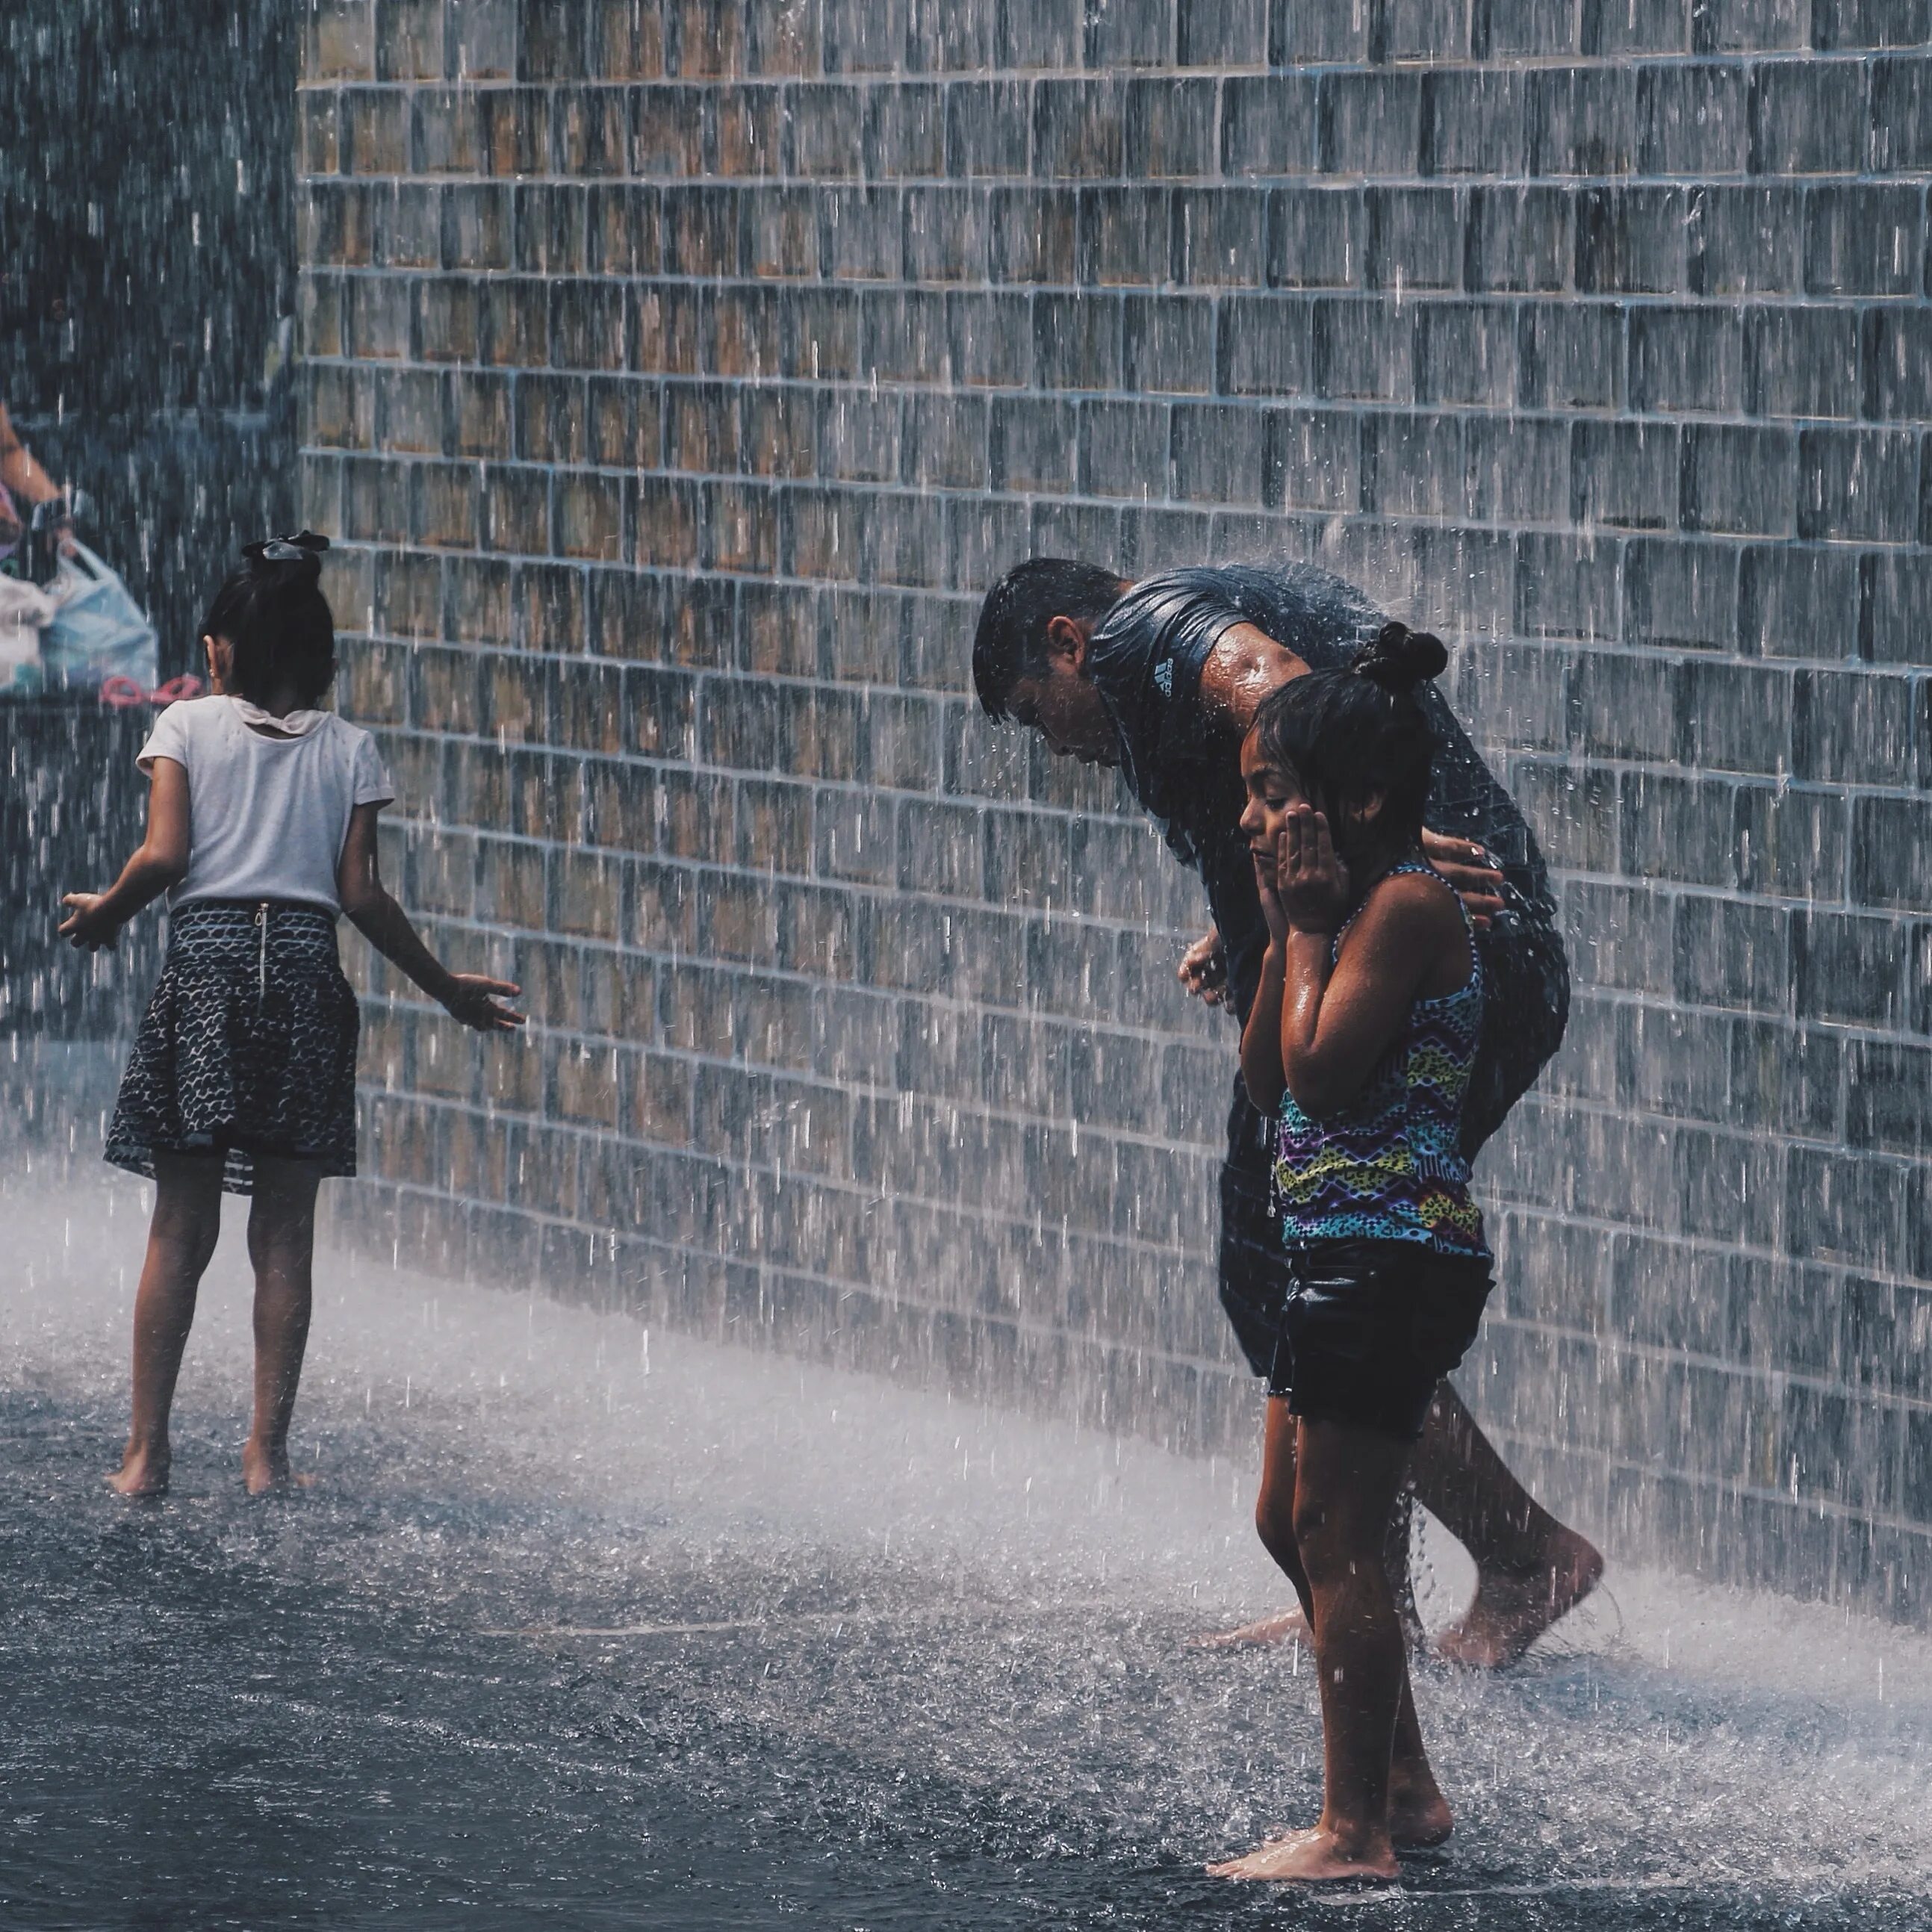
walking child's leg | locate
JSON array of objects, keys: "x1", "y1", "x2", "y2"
[
  {"x1": 112, "y1": 1152, "x2": 225, "y2": 1497},
  {"x1": 1414, "y1": 1381, "x2": 1603, "y2": 1668},
  {"x1": 1251, "y1": 1395, "x2": 1313, "y2": 1620},
  {"x1": 242, "y1": 1156, "x2": 323, "y2": 1496},
  {"x1": 1212, "y1": 1417, "x2": 1418, "y2": 1883}
]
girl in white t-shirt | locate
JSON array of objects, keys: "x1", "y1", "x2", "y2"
[{"x1": 60, "y1": 532, "x2": 523, "y2": 1499}]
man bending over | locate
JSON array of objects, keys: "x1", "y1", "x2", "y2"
[{"x1": 973, "y1": 556, "x2": 1601, "y2": 1667}]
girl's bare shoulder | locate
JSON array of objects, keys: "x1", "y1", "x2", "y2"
[{"x1": 1340, "y1": 865, "x2": 1467, "y2": 954}]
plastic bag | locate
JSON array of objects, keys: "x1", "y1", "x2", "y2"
[
  {"x1": 0, "y1": 571, "x2": 58, "y2": 694},
  {"x1": 40, "y1": 539, "x2": 159, "y2": 694}
]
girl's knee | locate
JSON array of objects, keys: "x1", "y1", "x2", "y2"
[
  {"x1": 1292, "y1": 1491, "x2": 1358, "y2": 1581},
  {"x1": 1255, "y1": 1486, "x2": 1299, "y2": 1568},
  {"x1": 152, "y1": 1201, "x2": 221, "y2": 1270}
]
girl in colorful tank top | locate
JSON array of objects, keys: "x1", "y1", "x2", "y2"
[
  {"x1": 1270, "y1": 857, "x2": 1485, "y2": 1255},
  {"x1": 1208, "y1": 624, "x2": 1495, "y2": 1888}
]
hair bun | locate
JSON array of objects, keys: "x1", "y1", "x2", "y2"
[
  {"x1": 241, "y1": 530, "x2": 329, "y2": 588},
  {"x1": 1353, "y1": 620, "x2": 1447, "y2": 695}
]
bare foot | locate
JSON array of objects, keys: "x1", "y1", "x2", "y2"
[
  {"x1": 241, "y1": 1442, "x2": 309, "y2": 1497},
  {"x1": 1434, "y1": 1529, "x2": 1605, "y2": 1670},
  {"x1": 1208, "y1": 1826, "x2": 1399, "y2": 1883},
  {"x1": 106, "y1": 1448, "x2": 170, "y2": 1500},
  {"x1": 1389, "y1": 1773, "x2": 1453, "y2": 1849},
  {"x1": 1187, "y1": 1608, "x2": 1310, "y2": 1651}
]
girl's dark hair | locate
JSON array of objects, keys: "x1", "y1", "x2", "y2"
[
  {"x1": 200, "y1": 531, "x2": 336, "y2": 706},
  {"x1": 1249, "y1": 621, "x2": 1447, "y2": 854}
]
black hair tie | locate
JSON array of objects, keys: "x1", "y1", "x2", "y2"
[
  {"x1": 1354, "y1": 619, "x2": 1447, "y2": 694},
  {"x1": 243, "y1": 530, "x2": 330, "y2": 568}
]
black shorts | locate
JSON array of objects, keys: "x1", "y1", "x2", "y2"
[
  {"x1": 1267, "y1": 1239, "x2": 1495, "y2": 1441},
  {"x1": 1217, "y1": 898, "x2": 1565, "y2": 1379}
]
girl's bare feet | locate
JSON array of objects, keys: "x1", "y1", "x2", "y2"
[
  {"x1": 107, "y1": 1447, "x2": 170, "y2": 1499},
  {"x1": 1187, "y1": 1606, "x2": 1310, "y2": 1650},
  {"x1": 1435, "y1": 1529, "x2": 1604, "y2": 1669},
  {"x1": 242, "y1": 1440, "x2": 297, "y2": 1496},
  {"x1": 1208, "y1": 1826, "x2": 1400, "y2": 1883}
]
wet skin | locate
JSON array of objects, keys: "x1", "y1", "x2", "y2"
[{"x1": 1000, "y1": 597, "x2": 1602, "y2": 1674}]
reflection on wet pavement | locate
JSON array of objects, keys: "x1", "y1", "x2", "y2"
[{"x1": 5, "y1": 1164, "x2": 1931, "y2": 1931}]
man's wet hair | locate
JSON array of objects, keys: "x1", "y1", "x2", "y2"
[
  {"x1": 200, "y1": 531, "x2": 336, "y2": 707},
  {"x1": 972, "y1": 557, "x2": 1125, "y2": 720},
  {"x1": 1249, "y1": 621, "x2": 1448, "y2": 852}
]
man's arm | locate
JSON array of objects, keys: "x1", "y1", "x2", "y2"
[{"x1": 1193, "y1": 622, "x2": 1309, "y2": 736}]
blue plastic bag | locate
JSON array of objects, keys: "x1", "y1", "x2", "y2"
[{"x1": 40, "y1": 540, "x2": 159, "y2": 695}]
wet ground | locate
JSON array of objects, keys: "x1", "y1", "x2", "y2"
[{"x1": 5, "y1": 1155, "x2": 1932, "y2": 1931}]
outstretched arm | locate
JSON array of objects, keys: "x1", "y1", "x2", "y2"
[
  {"x1": 59, "y1": 757, "x2": 191, "y2": 949},
  {"x1": 337, "y1": 804, "x2": 524, "y2": 1031}
]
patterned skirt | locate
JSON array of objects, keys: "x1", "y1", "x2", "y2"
[{"x1": 106, "y1": 899, "x2": 360, "y2": 1196}]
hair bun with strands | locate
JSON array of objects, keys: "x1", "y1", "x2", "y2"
[
  {"x1": 240, "y1": 530, "x2": 330, "y2": 588},
  {"x1": 1352, "y1": 619, "x2": 1447, "y2": 695}
]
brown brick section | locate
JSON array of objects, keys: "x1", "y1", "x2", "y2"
[{"x1": 305, "y1": 0, "x2": 1932, "y2": 1621}]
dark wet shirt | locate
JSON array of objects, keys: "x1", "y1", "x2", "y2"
[{"x1": 1084, "y1": 562, "x2": 1556, "y2": 1024}]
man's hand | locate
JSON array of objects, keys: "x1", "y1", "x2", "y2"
[
  {"x1": 58, "y1": 892, "x2": 119, "y2": 951},
  {"x1": 1276, "y1": 807, "x2": 1351, "y2": 934},
  {"x1": 1420, "y1": 828, "x2": 1504, "y2": 929},
  {"x1": 441, "y1": 972, "x2": 527, "y2": 1032},
  {"x1": 1178, "y1": 928, "x2": 1229, "y2": 1007}
]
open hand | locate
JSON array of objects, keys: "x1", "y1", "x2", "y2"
[
  {"x1": 1420, "y1": 828, "x2": 1503, "y2": 930},
  {"x1": 58, "y1": 892, "x2": 119, "y2": 951},
  {"x1": 441, "y1": 973, "x2": 526, "y2": 1032},
  {"x1": 1276, "y1": 807, "x2": 1350, "y2": 934},
  {"x1": 1178, "y1": 927, "x2": 1229, "y2": 1007}
]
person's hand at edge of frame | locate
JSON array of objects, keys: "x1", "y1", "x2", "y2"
[
  {"x1": 1420, "y1": 829, "x2": 1504, "y2": 931},
  {"x1": 441, "y1": 972, "x2": 527, "y2": 1032},
  {"x1": 58, "y1": 892, "x2": 120, "y2": 951}
]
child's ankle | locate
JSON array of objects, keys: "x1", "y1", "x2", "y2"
[{"x1": 1317, "y1": 1810, "x2": 1395, "y2": 1858}]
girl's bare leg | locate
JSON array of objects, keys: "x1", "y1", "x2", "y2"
[
  {"x1": 1199, "y1": 1385, "x2": 1600, "y2": 1669},
  {"x1": 111, "y1": 1152, "x2": 225, "y2": 1497},
  {"x1": 242, "y1": 1157, "x2": 323, "y2": 1496},
  {"x1": 1212, "y1": 1416, "x2": 1421, "y2": 1883},
  {"x1": 1251, "y1": 1395, "x2": 1313, "y2": 1617},
  {"x1": 1214, "y1": 1402, "x2": 1448, "y2": 1854}
]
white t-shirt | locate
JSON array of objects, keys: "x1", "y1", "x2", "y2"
[{"x1": 138, "y1": 696, "x2": 395, "y2": 913}]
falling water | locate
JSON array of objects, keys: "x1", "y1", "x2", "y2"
[{"x1": 4, "y1": 1, "x2": 1932, "y2": 1924}]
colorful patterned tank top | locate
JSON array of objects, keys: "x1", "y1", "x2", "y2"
[{"x1": 1273, "y1": 861, "x2": 1489, "y2": 1259}]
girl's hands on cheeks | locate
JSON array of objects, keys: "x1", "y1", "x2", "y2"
[
  {"x1": 1253, "y1": 845, "x2": 1290, "y2": 945},
  {"x1": 1275, "y1": 805, "x2": 1350, "y2": 934}
]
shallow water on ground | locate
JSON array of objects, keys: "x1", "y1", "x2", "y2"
[{"x1": 4, "y1": 1160, "x2": 1931, "y2": 1931}]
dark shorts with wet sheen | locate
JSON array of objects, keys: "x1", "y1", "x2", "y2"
[
  {"x1": 1218, "y1": 900, "x2": 1566, "y2": 1379},
  {"x1": 1265, "y1": 1239, "x2": 1495, "y2": 1442}
]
